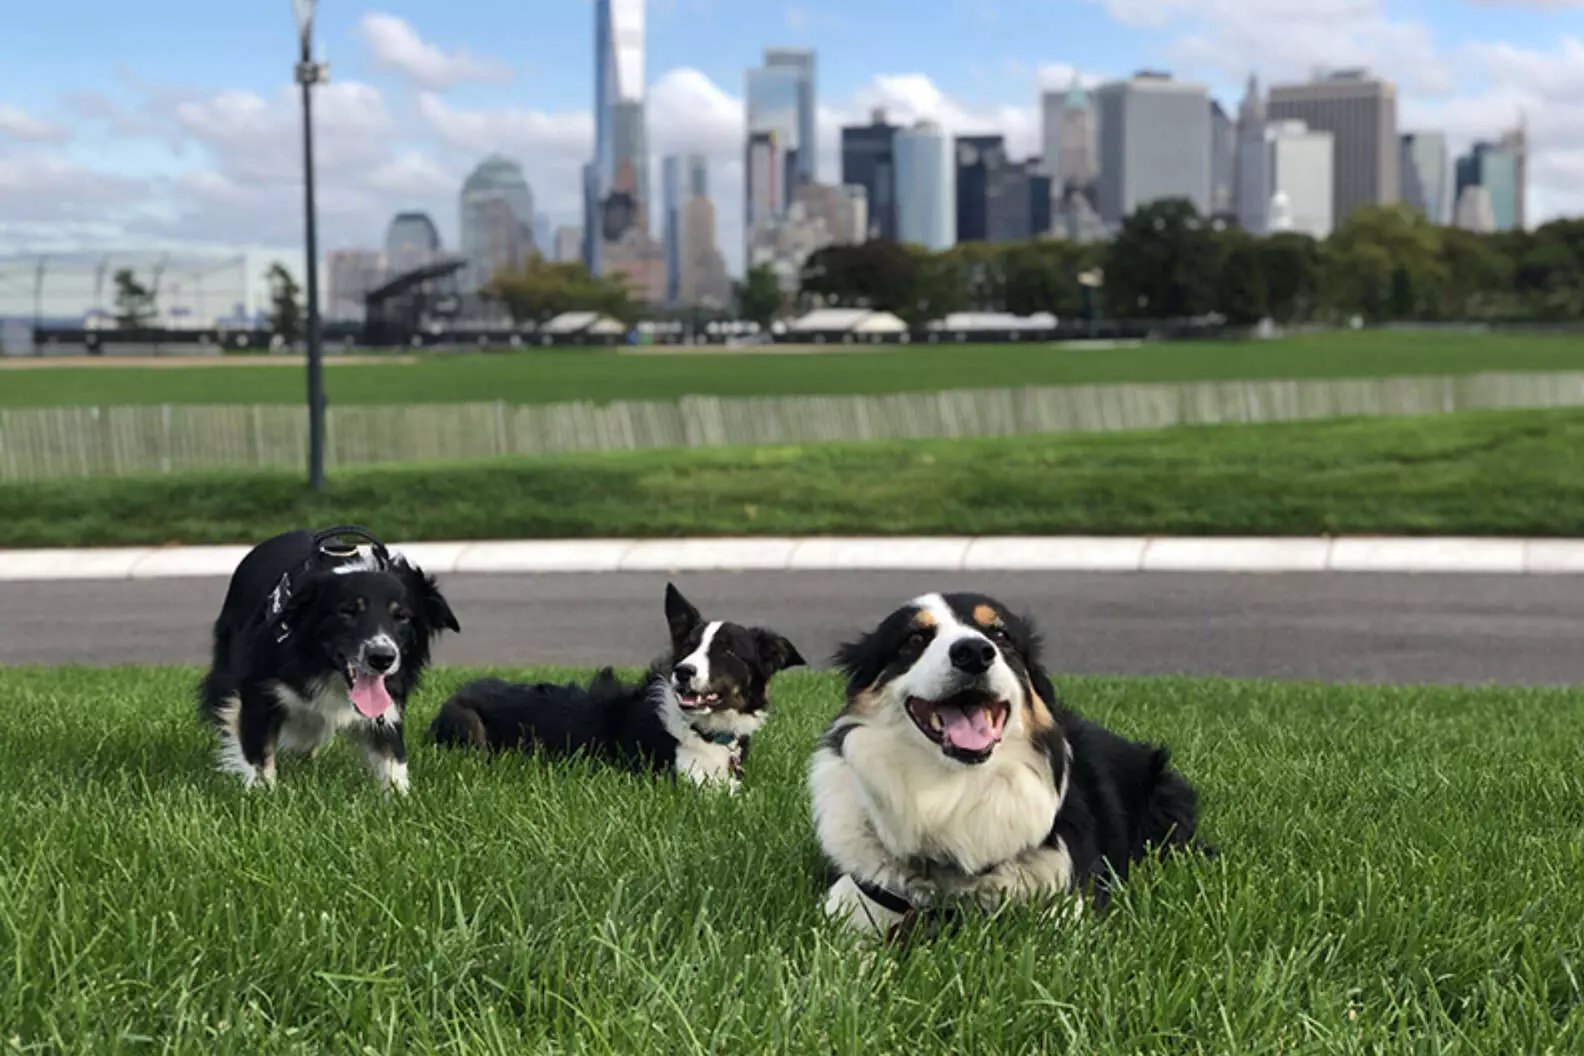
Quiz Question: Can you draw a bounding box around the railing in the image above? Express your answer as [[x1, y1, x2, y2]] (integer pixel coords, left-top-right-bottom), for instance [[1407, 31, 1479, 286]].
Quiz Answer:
[[4, 370, 1583, 482]]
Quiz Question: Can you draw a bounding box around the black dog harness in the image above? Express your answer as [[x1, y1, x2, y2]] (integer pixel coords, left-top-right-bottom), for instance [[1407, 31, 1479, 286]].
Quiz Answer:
[[267, 525, 393, 643]]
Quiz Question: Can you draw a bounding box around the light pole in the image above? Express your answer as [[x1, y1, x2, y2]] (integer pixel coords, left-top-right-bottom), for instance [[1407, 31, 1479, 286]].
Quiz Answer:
[[293, 0, 329, 490]]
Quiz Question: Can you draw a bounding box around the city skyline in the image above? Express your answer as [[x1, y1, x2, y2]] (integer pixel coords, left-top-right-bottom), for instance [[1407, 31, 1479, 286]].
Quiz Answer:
[[0, 1, 1575, 284]]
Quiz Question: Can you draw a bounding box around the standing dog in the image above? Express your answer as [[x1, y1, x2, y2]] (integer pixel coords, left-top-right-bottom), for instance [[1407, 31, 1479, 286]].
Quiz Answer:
[[199, 526, 460, 794], [811, 591, 1204, 940], [430, 583, 804, 791]]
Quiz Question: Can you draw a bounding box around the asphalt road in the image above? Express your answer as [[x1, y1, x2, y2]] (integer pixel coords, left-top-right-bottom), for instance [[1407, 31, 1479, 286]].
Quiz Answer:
[[5, 570, 1584, 686]]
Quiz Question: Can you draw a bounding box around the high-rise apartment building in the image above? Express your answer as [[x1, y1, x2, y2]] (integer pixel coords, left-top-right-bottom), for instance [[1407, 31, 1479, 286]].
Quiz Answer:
[[841, 109, 899, 240], [893, 120, 955, 251], [1454, 184, 1496, 233], [662, 155, 681, 305], [1268, 70, 1398, 225], [1267, 121, 1335, 239], [746, 58, 801, 229], [1210, 100, 1235, 217], [588, 0, 648, 276], [763, 48, 816, 189], [1095, 71, 1211, 225], [460, 155, 536, 292], [1400, 131, 1450, 225], [553, 226, 583, 263], [1234, 74, 1270, 234], [956, 135, 1049, 243]]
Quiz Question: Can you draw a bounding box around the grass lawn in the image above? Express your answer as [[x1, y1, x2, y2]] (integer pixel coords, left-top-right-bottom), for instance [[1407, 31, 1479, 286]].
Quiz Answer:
[[6, 408, 1584, 547], [4, 331, 1584, 408], [3, 665, 1581, 1052]]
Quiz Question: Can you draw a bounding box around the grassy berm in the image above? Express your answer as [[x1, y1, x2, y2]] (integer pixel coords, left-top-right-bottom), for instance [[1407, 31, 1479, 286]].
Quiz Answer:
[[4, 408, 1584, 547], [2, 666, 1581, 1051]]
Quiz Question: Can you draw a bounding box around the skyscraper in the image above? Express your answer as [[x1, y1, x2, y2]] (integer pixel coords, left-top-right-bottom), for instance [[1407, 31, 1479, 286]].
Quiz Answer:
[[1456, 138, 1522, 233], [460, 155, 536, 292], [1056, 76, 1097, 198], [745, 62, 801, 226], [955, 134, 1007, 243], [1095, 72, 1211, 225], [662, 155, 682, 304], [385, 212, 441, 276], [1210, 100, 1235, 216], [1267, 121, 1335, 239], [763, 48, 816, 188], [841, 109, 899, 240], [1268, 70, 1399, 224], [893, 120, 955, 251], [1233, 74, 1270, 234], [1400, 131, 1450, 225], [588, 0, 647, 276]]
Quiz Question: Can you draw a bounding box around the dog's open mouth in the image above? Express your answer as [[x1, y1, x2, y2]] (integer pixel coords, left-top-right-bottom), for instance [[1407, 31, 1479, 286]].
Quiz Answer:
[[675, 687, 723, 712], [905, 690, 1010, 761], [344, 663, 394, 720]]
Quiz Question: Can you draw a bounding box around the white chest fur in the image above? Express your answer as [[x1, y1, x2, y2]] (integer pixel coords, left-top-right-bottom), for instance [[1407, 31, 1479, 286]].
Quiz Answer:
[[271, 678, 395, 753], [839, 725, 1061, 877]]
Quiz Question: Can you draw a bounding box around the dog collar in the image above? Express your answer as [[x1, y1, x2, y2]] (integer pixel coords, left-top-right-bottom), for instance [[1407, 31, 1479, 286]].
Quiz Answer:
[[696, 729, 740, 748], [857, 879, 913, 916], [266, 525, 393, 643]]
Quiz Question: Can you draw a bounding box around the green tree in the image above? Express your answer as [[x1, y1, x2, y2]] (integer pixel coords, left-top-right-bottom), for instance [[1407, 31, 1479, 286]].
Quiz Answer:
[[112, 269, 156, 330], [1213, 229, 1269, 325], [1322, 205, 1445, 320], [738, 263, 783, 327], [999, 240, 1093, 318], [1259, 233, 1322, 324], [1104, 199, 1220, 319], [488, 255, 635, 326], [266, 262, 303, 344]]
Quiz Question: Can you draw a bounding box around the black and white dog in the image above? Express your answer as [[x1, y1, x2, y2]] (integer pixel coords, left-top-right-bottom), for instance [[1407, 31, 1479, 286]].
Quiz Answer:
[[811, 591, 1204, 940], [430, 583, 805, 791], [199, 526, 460, 795]]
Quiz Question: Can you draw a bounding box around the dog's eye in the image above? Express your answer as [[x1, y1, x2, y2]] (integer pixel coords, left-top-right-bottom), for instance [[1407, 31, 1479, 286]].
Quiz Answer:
[[986, 625, 1009, 642], [392, 609, 412, 624], [340, 600, 364, 617], [905, 630, 929, 651]]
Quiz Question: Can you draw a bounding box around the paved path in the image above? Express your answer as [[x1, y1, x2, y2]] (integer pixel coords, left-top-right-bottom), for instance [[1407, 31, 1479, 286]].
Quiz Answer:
[[5, 571, 1583, 686]]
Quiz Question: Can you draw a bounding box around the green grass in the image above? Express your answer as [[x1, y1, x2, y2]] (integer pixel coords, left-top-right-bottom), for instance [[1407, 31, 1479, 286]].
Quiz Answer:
[[5, 331, 1584, 408], [3, 666, 1581, 1052], [7, 408, 1584, 547]]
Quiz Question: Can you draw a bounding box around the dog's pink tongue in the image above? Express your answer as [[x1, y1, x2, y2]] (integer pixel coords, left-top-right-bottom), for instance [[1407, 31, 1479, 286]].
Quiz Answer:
[[939, 704, 1000, 752], [350, 673, 393, 718]]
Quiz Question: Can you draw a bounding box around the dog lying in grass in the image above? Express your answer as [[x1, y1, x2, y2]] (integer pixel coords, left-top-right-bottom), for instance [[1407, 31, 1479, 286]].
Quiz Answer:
[[811, 591, 1207, 941], [431, 583, 805, 792]]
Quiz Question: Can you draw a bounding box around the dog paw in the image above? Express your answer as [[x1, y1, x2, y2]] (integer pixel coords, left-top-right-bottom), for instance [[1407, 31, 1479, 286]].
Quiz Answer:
[[824, 874, 906, 941]]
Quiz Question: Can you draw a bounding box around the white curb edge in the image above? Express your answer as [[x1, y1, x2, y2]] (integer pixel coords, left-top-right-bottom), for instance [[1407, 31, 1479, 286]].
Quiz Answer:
[[2, 536, 1584, 582]]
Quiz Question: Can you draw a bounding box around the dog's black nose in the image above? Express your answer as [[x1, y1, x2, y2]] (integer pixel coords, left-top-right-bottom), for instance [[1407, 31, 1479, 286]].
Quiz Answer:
[[365, 645, 398, 673], [673, 663, 696, 685], [949, 637, 996, 674]]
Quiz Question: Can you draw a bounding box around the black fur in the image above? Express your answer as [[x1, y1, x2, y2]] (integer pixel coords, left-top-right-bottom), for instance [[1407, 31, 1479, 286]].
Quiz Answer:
[[198, 527, 459, 789], [430, 583, 805, 786]]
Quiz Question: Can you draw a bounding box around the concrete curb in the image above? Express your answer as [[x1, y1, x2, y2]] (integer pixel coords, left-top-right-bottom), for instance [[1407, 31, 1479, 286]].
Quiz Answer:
[[2, 536, 1584, 582]]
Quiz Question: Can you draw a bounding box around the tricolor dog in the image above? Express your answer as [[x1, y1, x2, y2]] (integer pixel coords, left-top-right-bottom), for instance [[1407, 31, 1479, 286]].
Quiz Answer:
[[198, 526, 460, 794], [811, 591, 1205, 940], [430, 583, 804, 791]]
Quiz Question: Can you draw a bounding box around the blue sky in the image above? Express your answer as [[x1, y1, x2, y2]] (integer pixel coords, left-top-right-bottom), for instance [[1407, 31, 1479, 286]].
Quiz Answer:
[[1, 0, 1581, 300]]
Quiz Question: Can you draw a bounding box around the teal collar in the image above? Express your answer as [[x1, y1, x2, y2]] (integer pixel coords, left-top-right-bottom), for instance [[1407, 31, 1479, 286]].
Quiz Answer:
[[696, 729, 740, 747]]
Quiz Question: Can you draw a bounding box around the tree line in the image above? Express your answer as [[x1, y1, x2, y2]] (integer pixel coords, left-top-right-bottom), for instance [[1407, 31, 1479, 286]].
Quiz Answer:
[[795, 200, 1584, 328]]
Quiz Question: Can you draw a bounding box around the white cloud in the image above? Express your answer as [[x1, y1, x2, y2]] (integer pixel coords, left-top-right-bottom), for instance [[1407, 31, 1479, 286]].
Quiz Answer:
[[0, 104, 66, 142], [357, 13, 513, 91]]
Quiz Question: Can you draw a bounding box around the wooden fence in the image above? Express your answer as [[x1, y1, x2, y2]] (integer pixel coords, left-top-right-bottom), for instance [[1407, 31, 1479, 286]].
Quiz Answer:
[[4, 370, 1584, 482]]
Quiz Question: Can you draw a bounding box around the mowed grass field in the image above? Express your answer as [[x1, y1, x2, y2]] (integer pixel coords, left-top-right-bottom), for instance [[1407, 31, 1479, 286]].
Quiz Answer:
[[7, 408, 1584, 547], [5, 331, 1584, 408], [2, 666, 1582, 1052]]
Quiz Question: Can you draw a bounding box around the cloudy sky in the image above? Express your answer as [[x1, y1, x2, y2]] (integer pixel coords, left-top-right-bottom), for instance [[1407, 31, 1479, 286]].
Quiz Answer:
[[1, 0, 1580, 282]]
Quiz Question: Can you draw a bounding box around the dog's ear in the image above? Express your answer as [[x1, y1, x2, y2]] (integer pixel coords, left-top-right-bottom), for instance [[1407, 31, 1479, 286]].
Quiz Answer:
[[664, 582, 703, 647], [754, 629, 806, 673], [1012, 611, 1061, 718], [399, 560, 461, 634]]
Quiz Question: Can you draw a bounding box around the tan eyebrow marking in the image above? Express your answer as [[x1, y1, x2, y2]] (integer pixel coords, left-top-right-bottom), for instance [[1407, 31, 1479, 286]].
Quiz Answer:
[[913, 610, 937, 629], [973, 604, 1000, 627]]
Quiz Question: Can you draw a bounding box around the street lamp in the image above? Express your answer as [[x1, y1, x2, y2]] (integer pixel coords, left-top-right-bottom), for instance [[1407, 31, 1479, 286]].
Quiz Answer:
[[293, 0, 329, 490]]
